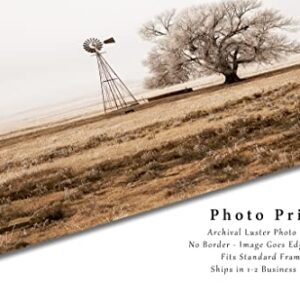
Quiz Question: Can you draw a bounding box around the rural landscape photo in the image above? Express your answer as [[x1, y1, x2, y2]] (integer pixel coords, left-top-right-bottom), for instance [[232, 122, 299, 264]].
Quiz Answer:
[[1, 0, 300, 254]]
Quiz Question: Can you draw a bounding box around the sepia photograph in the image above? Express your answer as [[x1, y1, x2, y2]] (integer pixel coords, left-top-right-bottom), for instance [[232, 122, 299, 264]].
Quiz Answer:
[[1, 0, 300, 254]]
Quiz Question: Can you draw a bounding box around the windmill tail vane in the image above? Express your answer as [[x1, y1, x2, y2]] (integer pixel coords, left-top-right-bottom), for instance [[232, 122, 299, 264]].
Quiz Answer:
[[83, 37, 139, 113]]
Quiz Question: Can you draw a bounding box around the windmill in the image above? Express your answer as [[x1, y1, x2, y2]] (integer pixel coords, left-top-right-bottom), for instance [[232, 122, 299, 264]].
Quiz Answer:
[[83, 37, 139, 113]]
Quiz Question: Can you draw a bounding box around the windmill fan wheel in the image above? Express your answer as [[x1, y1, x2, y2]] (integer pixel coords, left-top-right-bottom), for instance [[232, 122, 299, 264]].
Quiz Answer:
[[83, 38, 103, 53]]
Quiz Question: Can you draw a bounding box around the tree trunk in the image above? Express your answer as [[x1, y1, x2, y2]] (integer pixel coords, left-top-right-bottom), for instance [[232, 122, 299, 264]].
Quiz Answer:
[[224, 72, 241, 84]]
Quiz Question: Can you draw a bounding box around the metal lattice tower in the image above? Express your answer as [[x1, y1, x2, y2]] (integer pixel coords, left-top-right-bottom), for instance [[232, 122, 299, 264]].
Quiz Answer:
[[83, 37, 139, 113]]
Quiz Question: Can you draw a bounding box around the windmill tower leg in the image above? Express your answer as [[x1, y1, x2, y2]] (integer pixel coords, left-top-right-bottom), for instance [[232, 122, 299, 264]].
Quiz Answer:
[[96, 54, 107, 113], [96, 53, 139, 113], [100, 54, 139, 105]]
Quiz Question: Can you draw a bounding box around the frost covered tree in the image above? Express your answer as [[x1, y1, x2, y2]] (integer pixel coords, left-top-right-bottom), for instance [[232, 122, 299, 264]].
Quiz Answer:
[[140, 0, 300, 88]]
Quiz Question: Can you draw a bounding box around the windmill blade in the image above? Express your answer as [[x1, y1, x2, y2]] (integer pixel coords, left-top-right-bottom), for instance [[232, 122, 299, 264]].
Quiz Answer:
[[103, 37, 116, 44]]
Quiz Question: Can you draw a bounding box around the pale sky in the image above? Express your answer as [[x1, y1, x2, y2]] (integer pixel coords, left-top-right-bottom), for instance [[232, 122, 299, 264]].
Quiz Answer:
[[0, 0, 299, 119]]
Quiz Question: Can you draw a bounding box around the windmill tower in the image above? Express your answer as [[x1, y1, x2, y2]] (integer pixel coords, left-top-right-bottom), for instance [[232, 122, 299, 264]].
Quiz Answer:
[[83, 37, 139, 113]]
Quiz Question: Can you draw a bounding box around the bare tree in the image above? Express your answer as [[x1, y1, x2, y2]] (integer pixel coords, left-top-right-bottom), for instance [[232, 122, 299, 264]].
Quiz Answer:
[[139, 9, 176, 41], [143, 39, 192, 88], [140, 0, 300, 87]]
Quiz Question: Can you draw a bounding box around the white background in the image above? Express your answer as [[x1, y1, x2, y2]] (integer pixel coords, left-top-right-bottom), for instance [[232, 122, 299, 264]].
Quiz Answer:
[[0, 168, 299, 299]]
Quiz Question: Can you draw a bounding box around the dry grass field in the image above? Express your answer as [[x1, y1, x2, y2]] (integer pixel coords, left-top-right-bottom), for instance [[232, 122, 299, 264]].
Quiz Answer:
[[1, 65, 300, 254]]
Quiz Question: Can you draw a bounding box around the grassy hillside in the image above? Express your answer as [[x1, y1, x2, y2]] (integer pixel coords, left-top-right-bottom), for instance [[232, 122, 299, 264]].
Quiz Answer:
[[0, 65, 300, 254]]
